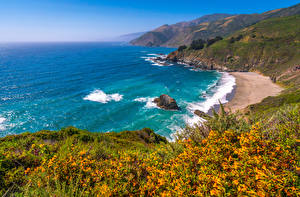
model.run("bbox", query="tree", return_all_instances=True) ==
[190,39,205,50]
[178,45,187,51]
[207,36,223,47]
[236,34,243,41]
[229,37,235,43]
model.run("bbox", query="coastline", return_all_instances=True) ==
[224,72,283,112]
[158,55,283,116]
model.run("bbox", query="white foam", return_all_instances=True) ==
[183,114,206,126]
[143,56,173,67]
[134,97,158,109]
[189,68,203,72]
[0,117,5,124]
[0,117,6,131]
[84,90,123,103]
[151,63,173,67]
[1,97,11,101]
[147,53,159,56]
[187,72,235,114]
[182,72,235,129]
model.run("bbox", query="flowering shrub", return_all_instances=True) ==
[0,105,299,196]
[141,124,299,196]
[22,123,299,196]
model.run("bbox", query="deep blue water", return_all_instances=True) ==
[0,42,234,139]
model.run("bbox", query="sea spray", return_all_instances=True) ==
[84,90,123,103]
[133,97,158,109]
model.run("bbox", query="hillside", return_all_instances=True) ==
[168,15,300,88]
[131,3,300,47]
[130,14,233,47]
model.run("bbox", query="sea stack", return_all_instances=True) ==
[153,94,180,110]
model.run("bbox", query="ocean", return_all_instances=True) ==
[0,42,235,139]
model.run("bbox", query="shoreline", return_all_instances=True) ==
[158,56,283,116]
[224,72,283,112]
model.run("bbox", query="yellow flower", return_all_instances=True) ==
[233,180,239,185]
[210,189,220,196]
[25,168,31,174]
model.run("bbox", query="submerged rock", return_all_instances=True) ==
[153,94,180,110]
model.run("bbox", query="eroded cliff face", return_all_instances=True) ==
[167,50,234,72]
[167,46,300,88]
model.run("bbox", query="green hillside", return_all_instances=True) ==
[131,3,300,47]
[168,15,300,88]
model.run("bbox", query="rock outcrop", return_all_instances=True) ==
[194,110,211,119]
[153,94,180,110]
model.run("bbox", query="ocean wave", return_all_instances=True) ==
[0,117,6,131]
[187,72,235,114]
[84,90,123,103]
[1,97,11,101]
[183,114,206,126]
[189,68,203,72]
[133,97,158,109]
[147,53,159,56]
[151,63,174,67]
[142,54,173,67]
[183,72,235,128]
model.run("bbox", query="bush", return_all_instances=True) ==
[22,123,299,196]
[229,34,243,44]
[177,104,250,143]
[178,45,187,51]
[190,39,205,50]
[207,36,223,47]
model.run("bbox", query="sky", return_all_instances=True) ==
[0,0,299,42]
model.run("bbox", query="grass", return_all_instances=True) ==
[173,15,300,84]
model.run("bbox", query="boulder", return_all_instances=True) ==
[153,94,180,110]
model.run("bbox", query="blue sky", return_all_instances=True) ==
[0,0,299,42]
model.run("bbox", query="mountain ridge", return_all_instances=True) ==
[131,3,300,47]
[130,13,234,47]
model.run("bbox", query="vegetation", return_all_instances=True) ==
[206,36,223,47]
[0,103,299,196]
[229,34,243,43]
[190,39,205,50]
[177,45,187,51]
[173,15,300,82]
[189,36,224,50]
[131,4,300,47]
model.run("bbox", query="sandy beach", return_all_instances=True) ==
[225,72,283,112]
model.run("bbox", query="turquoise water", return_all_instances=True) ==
[0,42,234,139]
